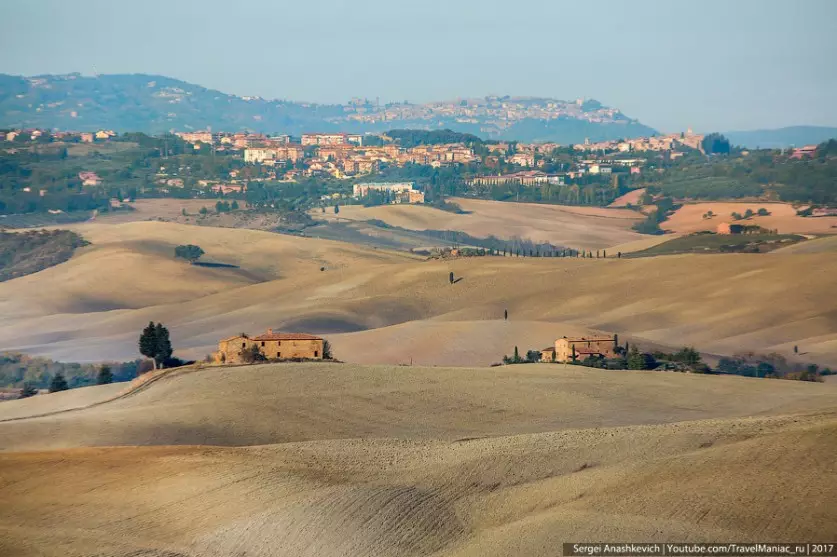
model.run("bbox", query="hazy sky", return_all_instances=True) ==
[1,0,836,132]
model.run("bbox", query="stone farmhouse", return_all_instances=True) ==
[215,329,325,363]
[540,335,618,363]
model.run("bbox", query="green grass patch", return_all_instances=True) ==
[628,232,806,257]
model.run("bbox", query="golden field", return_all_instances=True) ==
[1,362,836,556]
[3,211,837,556]
[313,197,647,251]
[663,202,837,235]
[2,219,837,367]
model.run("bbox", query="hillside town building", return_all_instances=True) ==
[467,170,565,187]
[302,133,363,146]
[215,329,325,363]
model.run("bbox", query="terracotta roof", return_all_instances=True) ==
[252,331,322,341]
[541,347,555,352]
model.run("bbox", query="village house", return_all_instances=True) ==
[80,132,94,143]
[790,145,817,159]
[176,131,214,144]
[244,145,304,164]
[508,152,535,167]
[214,329,325,364]
[78,171,102,187]
[541,335,618,363]
[301,133,362,146]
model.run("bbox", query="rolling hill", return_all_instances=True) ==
[1,220,837,368]
[0,73,657,142]
[1,362,835,556]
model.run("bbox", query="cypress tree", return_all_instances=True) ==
[49,372,69,393]
[97,365,113,385]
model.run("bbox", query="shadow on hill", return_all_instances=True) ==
[280,315,368,334]
[193,261,240,269]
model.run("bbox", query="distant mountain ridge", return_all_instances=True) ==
[724,126,837,149]
[0,73,657,143]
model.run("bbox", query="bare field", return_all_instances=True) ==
[1,363,836,556]
[1,221,837,368]
[314,197,646,251]
[664,202,837,235]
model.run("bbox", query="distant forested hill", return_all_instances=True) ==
[724,126,837,149]
[0,73,657,143]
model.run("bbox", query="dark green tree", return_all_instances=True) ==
[334,204,340,214]
[139,321,174,369]
[174,244,204,263]
[97,364,113,385]
[322,339,333,360]
[526,350,541,363]
[154,322,173,367]
[19,382,37,399]
[627,345,647,370]
[701,133,731,155]
[49,372,69,393]
[449,271,454,284]
[139,321,159,368]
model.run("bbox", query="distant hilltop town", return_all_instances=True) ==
[0,74,658,142]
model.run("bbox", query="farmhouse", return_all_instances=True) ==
[215,329,325,363]
[541,335,618,363]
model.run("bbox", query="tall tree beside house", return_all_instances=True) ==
[334,204,340,215]
[49,372,69,393]
[138,321,174,369]
[322,339,333,360]
[154,322,173,367]
[139,322,158,368]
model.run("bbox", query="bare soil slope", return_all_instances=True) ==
[1,363,836,556]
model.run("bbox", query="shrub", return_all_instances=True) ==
[18,382,37,399]
[525,350,541,363]
[241,344,266,363]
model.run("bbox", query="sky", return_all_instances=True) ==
[1,0,836,132]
